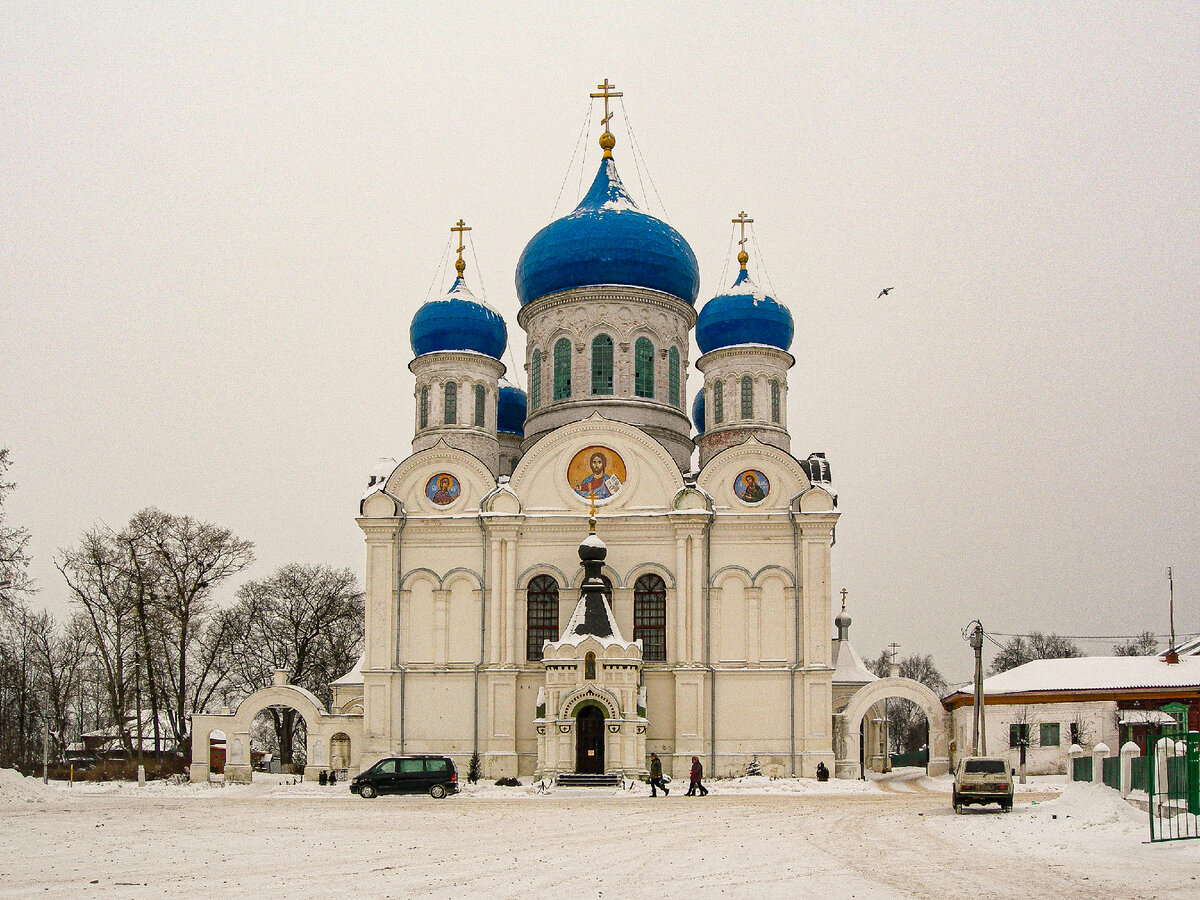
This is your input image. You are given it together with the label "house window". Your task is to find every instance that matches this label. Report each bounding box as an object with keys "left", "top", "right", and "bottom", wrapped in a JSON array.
[
  {"left": 530, "top": 350, "right": 541, "bottom": 410},
  {"left": 553, "top": 338, "right": 571, "bottom": 400},
  {"left": 713, "top": 380, "right": 724, "bottom": 424},
  {"left": 444, "top": 382, "right": 457, "bottom": 425},
  {"left": 1039, "top": 723, "right": 1060, "bottom": 747},
  {"left": 770, "top": 379, "right": 780, "bottom": 423},
  {"left": 474, "top": 384, "right": 485, "bottom": 427},
  {"left": 1069, "top": 722, "right": 1080, "bottom": 745},
  {"left": 741, "top": 375, "right": 753, "bottom": 419},
  {"left": 634, "top": 574, "right": 667, "bottom": 662},
  {"left": 634, "top": 338, "right": 654, "bottom": 398},
  {"left": 526, "top": 575, "right": 559, "bottom": 661},
  {"left": 591, "top": 334, "right": 614, "bottom": 395},
  {"left": 419, "top": 385, "right": 429, "bottom": 429},
  {"left": 1009, "top": 723, "right": 1030, "bottom": 748},
  {"left": 668, "top": 346, "right": 680, "bottom": 407}
]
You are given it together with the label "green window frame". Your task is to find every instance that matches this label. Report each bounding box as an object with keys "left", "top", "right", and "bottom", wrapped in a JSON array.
[
  {"left": 634, "top": 337, "right": 654, "bottom": 398},
  {"left": 741, "top": 375, "right": 753, "bottom": 419},
  {"left": 770, "top": 379, "right": 780, "bottom": 423},
  {"left": 591, "top": 334, "right": 614, "bottom": 395},
  {"left": 419, "top": 385, "right": 429, "bottom": 429},
  {"left": 553, "top": 338, "right": 572, "bottom": 400},
  {"left": 530, "top": 349, "right": 541, "bottom": 410},
  {"left": 668, "top": 346, "right": 680, "bottom": 407},
  {"left": 1009, "top": 723, "right": 1029, "bottom": 748},
  {"left": 713, "top": 380, "right": 724, "bottom": 424},
  {"left": 474, "top": 384, "right": 485, "bottom": 427},
  {"left": 444, "top": 382, "right": 457, "bottom": 425},
  {"left": 1039, "top": 723, "right": 1060, "bottom": 747}
]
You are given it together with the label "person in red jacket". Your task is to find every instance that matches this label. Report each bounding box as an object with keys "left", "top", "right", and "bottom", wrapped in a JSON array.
[{"left": 686, "top": 756, "right": 708, "bottom": 796}]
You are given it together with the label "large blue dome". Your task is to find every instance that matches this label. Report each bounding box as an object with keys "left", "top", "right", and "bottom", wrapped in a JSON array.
[
  {"left": 497, "top": 381, "right": 527, "bottom": 435},
  {"left": 515, "top": 158, "right": 700, "bottom": 306},
  {"left": 695, "top": 268, "right": 793, "bottom": 354},
  {"left": 692, "top": 388, "right": 706, "bottom": 436},
  {"left": 410, "top": 277, "right": 507, "bottom": 360}
]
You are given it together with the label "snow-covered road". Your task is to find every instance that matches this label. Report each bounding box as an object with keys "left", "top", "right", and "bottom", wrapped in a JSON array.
[{"left": 2, "top": 771, "right": 1197, "bottom": 898}]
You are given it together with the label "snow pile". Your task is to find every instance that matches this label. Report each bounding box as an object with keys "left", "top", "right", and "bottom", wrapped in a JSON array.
[
  {"left": 1030, "top": 781, "right": 1145, "bottom": 833},
  {"left": 0, "top": 768, "right": 51, "bottom": 805}
]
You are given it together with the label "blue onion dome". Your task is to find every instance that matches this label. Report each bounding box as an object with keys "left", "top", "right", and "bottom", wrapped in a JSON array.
[
  {"left": 515, "top": 158, "right": 700, "bottom": 306},
  {"left": 695, "top": 267, "right": 794, "bottom": 354},
  {"left": 410, "top": 276, "right": 507, "bottom": 360},
  {"left": 691, "top": 388, "right": 706, "bottom": 435},
  {"left": 497, "top": 379, "right": 527, "bottom": 435}
]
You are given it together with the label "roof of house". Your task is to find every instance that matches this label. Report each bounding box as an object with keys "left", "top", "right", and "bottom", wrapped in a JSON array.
[{"left": 947, "top": 655, "right": 1200, "bottom": 703}]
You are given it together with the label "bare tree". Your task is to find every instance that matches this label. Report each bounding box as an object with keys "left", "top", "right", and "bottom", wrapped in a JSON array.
[
  {"left": 1113, "top": 631, "right": 1159, "bottom": 656},
  {"left": 0, "top": 448, "right": 34, "bottom": 614},
  {"left": 988, "top": 631, "right": 1083, "bottom": 675},
  {"left": 26, "top": 610, "right": 88, "bottom": 762}
]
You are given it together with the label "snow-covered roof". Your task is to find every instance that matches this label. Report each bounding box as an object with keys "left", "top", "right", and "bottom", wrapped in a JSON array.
[
  {"left": 330, "top": 653, "right": 364, "bottom": 686},
  {"left": 832, "top": 639, "right": 879, "bottom": 686},
  {"left": 977, "top": 655, "right": 1200, "bottom": 696},
  {"left": 1118, "top": 709, "right": 1178, "bottom": 725}
]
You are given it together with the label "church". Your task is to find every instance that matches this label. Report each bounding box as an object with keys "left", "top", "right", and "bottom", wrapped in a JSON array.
[{"left": 342, "top": 82, "right": 842, "bottom": 782}]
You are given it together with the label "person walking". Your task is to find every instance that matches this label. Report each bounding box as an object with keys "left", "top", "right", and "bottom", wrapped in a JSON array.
[
  {"left": 648, "top": 752, "right": 669, "bottom": 797},
  {"left": 686, "top": 755, "right": 708, "bottom": 796}
]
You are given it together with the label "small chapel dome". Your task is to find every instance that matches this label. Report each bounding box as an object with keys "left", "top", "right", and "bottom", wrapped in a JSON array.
[
  {"left": 695, "top": 267, "right": 794, "bottom": 354},
  {"left": 835, "top": 608, "right": 851, "bottom": 630},
  {"left": 691, "top": 388, "right": 706, "bottom": 436},
  {"left": 515, "top": 157, "right": 700, "bottom": 306},
  {"left": 579, "top": 531, "right": 607, "bottom": 562},
  {"left": 410, "top": 277, "right": 507, "bottom": 360},
  {"left": 497, "top": 380, "right": 527, "bottom": 436}
]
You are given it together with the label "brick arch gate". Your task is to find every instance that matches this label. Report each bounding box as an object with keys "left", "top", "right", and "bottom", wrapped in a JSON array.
[
  {"left": 835, "top": 677, "right": 950, "bottom": 779},
  {"left": 189, "top": 672, "right": 363, "bottom": 783}
]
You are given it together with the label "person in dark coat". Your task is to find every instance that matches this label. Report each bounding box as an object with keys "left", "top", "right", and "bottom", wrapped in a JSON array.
[
  {"left": 686, "top": 755, "right": 708, "bottom": 796},
  {"left": 648, "top": 752, "right": 669, "bottom": 797}
]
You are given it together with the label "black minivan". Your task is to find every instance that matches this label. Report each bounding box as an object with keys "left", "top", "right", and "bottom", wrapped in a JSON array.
[{"left": 350, "top": 755, "right": 459, "bottom": 799}]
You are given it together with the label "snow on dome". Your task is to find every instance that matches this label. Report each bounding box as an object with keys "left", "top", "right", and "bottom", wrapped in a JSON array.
[
  {"left": 497, "top": 381, "right": 527, "bottom": 436},
  {"left": 515, "top": 157, "right": 700, "bottom": 306},
  {"left": 410, "top": 277, "right": 508, "bottom": 360},
  {"left": 695, "top": 267, "right": 794, "bottom": 354}
]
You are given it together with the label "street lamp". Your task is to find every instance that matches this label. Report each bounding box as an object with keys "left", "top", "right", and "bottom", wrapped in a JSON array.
[{"left": 134, "top": 652, "right": 145, "bottom": 786}]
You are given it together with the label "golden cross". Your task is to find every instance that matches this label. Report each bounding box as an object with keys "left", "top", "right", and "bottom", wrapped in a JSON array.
[
  {"left": 733, "top": 211, "right": 754, "bottom": 270},
  {"left": 451, "top": 219, "right": 471, "bottom": 278},
  {"left": 589, "top": 79, "right": 623, "bottom": 158},
  {"left": 840, "top": 587, "right": 848, "bottom": 610},
  {"left": 588, "top": 491, "right": 597, "bottom": 532}
]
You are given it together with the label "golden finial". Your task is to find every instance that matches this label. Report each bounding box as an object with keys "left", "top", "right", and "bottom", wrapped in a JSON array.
[
  {"left": 588, "top": 490, "right": 597, "bottom": 532},
  {"left": 451, "top": 219, "right": 471, "bottom": 278},
  {"left": 733, "top": 211, "right": 754, "bottom": 271},
  {"left": 589, "top": 79, "right": 623, "bottom": 159},
  {"left": 840, "top": 587, "right": 848, "bottom": 612}
]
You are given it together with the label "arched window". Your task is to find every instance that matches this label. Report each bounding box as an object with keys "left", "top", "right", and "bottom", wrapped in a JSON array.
[
  {"left": 634, "top": 574, "right": 667, "bottom": 662},
  {"left": 771, "top": 379, "right": 781, "bottom": 423},
  {"left": 474, "top": 384, "right": 485, "bottom": 427},
  {"left": 526, "top": 575, "right": 559, "bottom": 661},
  {"left": 530, "top": 349, "right": 541, "bottom": 410},
  {"left": 444, "top": 382, "right": 457, "bottom": 425},
  {"left": 741, "top": 376, "right": 754, "bottom": 419},
  {"left": 553, "top": 338, "right": 572, "bottom": 400},
  {"left": 713, "top": 380, "right": 724, "bottom": 424},
  {"left": 668, "top": 346, "right": 680, "bottom": 407},
  {"left": 634, "top": 337, "right": 654, "bottom": 398},
  {"left": 591, "top": 334, "right": 614, "bottom": 395},
  {"left": 419, "top": 385, "right": 429, "bottom": 429}
]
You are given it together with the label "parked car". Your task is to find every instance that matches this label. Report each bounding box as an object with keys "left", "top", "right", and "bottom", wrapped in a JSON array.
[
  {"left": 953, "top": 756, "right": 1014, "bottom": 813},
  {"left": 350, "top": 755, "right": 459, "bottom": 799}
]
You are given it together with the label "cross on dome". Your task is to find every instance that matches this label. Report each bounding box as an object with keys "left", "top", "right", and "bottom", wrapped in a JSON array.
[
  {"left": 451, "top": 219, "right": 471, "bottom": 278},
  {"left": 733, "top": 210, "right": 754, "bottom": 270},
  {"left": 589, "top": 78, "right": 623, "bottom": 159}
]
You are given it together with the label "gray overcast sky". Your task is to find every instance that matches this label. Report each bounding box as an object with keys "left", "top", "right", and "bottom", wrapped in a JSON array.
[{"left": 4, "top": 3, "right": 1198, "bottom": 681}]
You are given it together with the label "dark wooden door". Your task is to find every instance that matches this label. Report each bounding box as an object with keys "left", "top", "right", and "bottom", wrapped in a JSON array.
[{"left": 576, "top": 706, "right": 605, "bottom": 774}]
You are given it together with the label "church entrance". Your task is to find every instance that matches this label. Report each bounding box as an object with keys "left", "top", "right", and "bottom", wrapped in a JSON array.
[{"left": 575, "top": 705, "right": 605, "bottom": 773}]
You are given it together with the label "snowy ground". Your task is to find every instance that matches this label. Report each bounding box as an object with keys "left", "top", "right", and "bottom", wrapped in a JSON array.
[{"left": 2, "top": 767, "right": 1198, "bottom": 899}]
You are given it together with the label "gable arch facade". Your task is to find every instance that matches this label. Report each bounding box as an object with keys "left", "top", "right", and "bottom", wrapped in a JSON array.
[
  {"left": 834, "top": 677, "right": 950, "bottom": 779},
  {"left": 189, "top": 674, "right": 363, "bottom": 784}
]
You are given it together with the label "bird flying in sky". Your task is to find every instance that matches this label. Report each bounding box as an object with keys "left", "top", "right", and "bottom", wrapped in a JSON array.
[{"left": 877, "top": 287, "right": 894, "bottom": 298}]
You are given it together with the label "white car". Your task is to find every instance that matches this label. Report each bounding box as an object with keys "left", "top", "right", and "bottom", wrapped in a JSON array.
[{"left": 953, "top": 757, "right": 1014, "bottom": 813}]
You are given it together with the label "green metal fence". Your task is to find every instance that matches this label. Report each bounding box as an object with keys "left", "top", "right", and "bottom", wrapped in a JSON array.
[
  {"left": 1130, "top": 755, "right": 1147, "bottom": 793},
  {"left": 1147, "top": 728, "right": 1199, "bottom": 842},
  {"left": 1102, "top": 755, "right": 1120, "bottom": 791},
  {"left": 1071, "top": 755, "right": 1091, "bottom": 782}
]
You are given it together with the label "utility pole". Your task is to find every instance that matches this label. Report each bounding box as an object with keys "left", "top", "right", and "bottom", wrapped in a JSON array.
[
  {"left": 967, "top": 621, "right": 986, "bottom": 756},
  {"left": 1165, "top": 567, "right": 1179, "bottom": 664},
  {"left": 42, "top": 717, "right": 49, "bottom": 785}
]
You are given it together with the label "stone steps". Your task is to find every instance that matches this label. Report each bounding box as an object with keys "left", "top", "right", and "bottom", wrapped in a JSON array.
[{"left": 555, "top": 773, "right": 624, "bottom": 788}]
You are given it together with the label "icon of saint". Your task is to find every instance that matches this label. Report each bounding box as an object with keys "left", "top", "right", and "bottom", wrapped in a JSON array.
[
  {"left": 739, "top": 471, "right": 765, "bottom": 503},
  {"left": 431, "top": 475, "right": 457, "bottom": 505},
  {"left": 576, "top": 451, "right": 622, "bottom": 499}
]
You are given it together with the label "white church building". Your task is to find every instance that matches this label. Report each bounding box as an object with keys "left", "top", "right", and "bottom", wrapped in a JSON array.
[{"left": 192, "top": 84, "right": 886, "bottom": 784}]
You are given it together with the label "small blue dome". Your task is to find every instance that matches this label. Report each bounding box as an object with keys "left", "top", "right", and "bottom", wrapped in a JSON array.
[
  {"left": 515, "top": 158, "right": 700, "bottom": 306},
  {"left": 692, "top": 388, "right": 706, "bottom": 436},
  {"left": 497, "top": 382, "right": 527, "bottom": 435},
  {"left": 410, "top": 277, "right": 507, "bottom": 360},
  {"left": 695, "top": 268, "right": 793, "bottom": 354}
]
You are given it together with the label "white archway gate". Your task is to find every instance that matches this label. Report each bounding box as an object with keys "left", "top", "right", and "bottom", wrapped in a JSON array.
[
  {"left": 189, "top": 672, "right": 363, "bottom": 783},
  {"left": 835, "top": 677, "right": 950, "bottom": 779}
]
